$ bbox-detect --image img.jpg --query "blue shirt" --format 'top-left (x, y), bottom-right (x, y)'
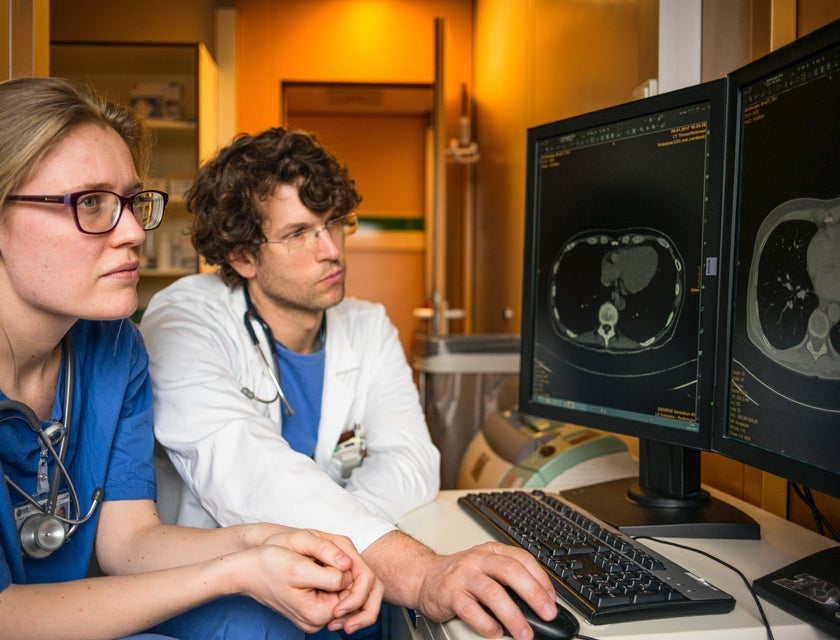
top-left (275, 340), bottom-right (325, 458)
top-left (1, 320), bottom-right (157, 589)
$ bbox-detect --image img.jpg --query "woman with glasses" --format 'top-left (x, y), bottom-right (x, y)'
top-left (0, 77), bottom-right (381, 640)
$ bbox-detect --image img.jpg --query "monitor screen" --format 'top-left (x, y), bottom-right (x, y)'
top-left (714, 20), bottom-right (840, 502)
top-left (518, 80), bottom-right (759, 538)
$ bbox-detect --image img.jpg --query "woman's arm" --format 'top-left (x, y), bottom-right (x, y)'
top-left (0, 500), bottom-right (382, 640)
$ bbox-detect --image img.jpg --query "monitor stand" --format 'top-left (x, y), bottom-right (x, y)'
top-left (560, 440), bottom-right (760, 539)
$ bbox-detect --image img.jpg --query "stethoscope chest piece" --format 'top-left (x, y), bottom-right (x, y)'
top-left (19, 513), bottom-right (67, 558)
top-left (2, 334), bottom-right (104, 559)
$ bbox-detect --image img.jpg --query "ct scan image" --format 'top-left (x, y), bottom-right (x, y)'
top-left (747, 196), bottom-right (840, 381)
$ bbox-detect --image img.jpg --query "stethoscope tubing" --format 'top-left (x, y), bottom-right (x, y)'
top-left (242, 287), bottom-right (295, 416)
top-left (1, 335), bottom-right (103, 532)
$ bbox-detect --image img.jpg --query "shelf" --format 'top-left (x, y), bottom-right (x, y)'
top-left (146, 119), bottom-right (197, 130)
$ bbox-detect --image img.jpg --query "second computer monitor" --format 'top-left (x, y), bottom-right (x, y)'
top-left (715, 19), bottom-right (840, 505)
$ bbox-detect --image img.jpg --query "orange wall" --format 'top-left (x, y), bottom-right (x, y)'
top-left (472, 0), bottom-right (654, 334)
top-left (236, 0), bottom-right (475, 349)
top-left (236, 0), bottom-right (473, 138)
top-left (292, 113), bottom-right (428, 219)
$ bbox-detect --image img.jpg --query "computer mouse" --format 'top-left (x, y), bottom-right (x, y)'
top-left (491, 586), bottom-right (580, 640)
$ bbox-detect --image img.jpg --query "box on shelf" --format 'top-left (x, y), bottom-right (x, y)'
top-left (129, 82), bottom-right (183, 120)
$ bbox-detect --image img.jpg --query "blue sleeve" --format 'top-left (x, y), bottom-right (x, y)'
top-left (0, 472), bottom-right (17, 590)
top-left (102, 323), bottom-right (157, 502)
top-left (71, 320), bottom-right (157, 505)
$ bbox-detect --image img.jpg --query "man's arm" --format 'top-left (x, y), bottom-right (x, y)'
top-left (361, 530), bottom-right (557, 640)
top-left (331, 301), bottom-right (440, 522)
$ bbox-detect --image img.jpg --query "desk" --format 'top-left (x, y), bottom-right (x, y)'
top-left (395, 489), bottom-right (836, 640)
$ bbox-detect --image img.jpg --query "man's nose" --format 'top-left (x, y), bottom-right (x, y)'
top-left (313, 226), bottom-right (341, 258)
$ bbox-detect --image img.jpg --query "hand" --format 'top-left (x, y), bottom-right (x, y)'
top-left (261, 528), bottom-right (384, 634)
top-left (415, 542), bottom-right (557, 640)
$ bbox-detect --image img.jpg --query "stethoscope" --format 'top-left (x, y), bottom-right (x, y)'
top-left (1, 334), bottom-right (103, 559)
top-left (240, 287), bottom-right (295, 416)
top-left (240, 288), bottom-right (367, 476)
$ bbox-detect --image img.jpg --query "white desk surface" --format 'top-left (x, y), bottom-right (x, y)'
top-left (396, 488), bottom-right (837, 640)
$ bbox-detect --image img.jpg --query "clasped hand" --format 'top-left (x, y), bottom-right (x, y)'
top-left (254, 528), bottom-right (384, 634)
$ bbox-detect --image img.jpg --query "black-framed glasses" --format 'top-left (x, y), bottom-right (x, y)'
top-left (6, 189), bottom-right (168, 234)
top-left (263, 212), bottom-right (359, 254)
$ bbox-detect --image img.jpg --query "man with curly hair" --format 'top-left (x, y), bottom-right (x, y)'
top-left (140, 127), bottom-right (557, 640)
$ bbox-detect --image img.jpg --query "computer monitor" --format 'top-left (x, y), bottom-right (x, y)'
top-left (713, 18), bottom-right (840, 633)
top-left (715, 16), bottom-right (840, 516)
top-left (518, 79), bottom-right (759, 539)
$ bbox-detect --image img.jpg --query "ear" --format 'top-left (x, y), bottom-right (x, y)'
top-left (227, 248), bottom-right (259, 280)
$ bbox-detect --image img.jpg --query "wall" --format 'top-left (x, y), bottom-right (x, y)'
top-left (236, 0), bottom-right (475, 354)
top-left (49, 0), bottom-right (216, 57)
top-left (470, 0), bottom-right (839, 333)
top-left (236, 1), bottom-right (471, 138)
top-left (472, 0), bottom-right (658, 335)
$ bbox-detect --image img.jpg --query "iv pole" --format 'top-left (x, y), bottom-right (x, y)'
top-left (416, 17), bottom-right (477, 337)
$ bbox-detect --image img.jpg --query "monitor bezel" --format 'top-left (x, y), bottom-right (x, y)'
top-left (712, 18), bottom-right (840, 502)
top-left (518, 79), bottom-right (728, 455)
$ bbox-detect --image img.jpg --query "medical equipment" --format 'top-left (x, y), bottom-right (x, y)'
top-left (240, 287), bottom-right (295, 416)
top-left (1, 335), bottom-right (104, 559)
top-left (458, 409), bottom-right (637, 491)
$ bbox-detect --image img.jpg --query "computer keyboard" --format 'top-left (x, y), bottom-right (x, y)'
top-left (458, 489), bottom-right (735, 624)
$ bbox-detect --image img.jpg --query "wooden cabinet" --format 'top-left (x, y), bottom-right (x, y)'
top-left (50, 41), bottom-right (218, 312)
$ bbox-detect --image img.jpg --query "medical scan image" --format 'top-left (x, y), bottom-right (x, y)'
top-left (746, 197), bottom-right (840, 380)
top-left (549, 229), bottom-right (684, 353)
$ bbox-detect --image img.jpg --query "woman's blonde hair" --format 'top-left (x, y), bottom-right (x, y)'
top-left (0, 76), bottom-right (152, 205)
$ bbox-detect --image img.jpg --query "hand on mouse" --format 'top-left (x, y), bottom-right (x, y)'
top-left (479, 585), bottom-right (559, 640)
top-left (486, 586), bottom-right (580, 640)
top-left (410, 541), bottom-right (557, 640)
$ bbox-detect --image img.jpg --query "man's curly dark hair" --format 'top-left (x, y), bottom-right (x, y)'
top-left (187, 127), bottom-right (362, 286)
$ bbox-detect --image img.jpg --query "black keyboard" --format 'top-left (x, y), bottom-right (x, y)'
top-left (459, 490), bottom-right (735, 624)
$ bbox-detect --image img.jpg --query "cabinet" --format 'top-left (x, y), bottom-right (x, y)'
top-left (49, 41), bottom-right (218, 312)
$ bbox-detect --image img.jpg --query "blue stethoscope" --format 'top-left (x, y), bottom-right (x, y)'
top-left (1, 334), bottom-right (103, 559)
top-left (241, 287), bottom-right (295, 416)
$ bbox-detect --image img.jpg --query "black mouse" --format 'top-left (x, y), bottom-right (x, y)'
top-left (489, 587), bottom-right (580, 640)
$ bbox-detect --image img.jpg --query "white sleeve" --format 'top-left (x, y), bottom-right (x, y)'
top-left (140, 285), bottom-right (396, 552)
top-left (336, 305), bottom-right (441, 522)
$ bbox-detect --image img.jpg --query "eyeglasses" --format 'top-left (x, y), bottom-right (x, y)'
top-left (6, 189), bottom-right (168, 234)
top-left (264, 212), bottom-right (358, 254)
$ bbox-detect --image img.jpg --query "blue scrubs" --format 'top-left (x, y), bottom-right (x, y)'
top-left (275, 338), bottom-right (325, 458)
top-left (0, 319), bottom-right (301, 639)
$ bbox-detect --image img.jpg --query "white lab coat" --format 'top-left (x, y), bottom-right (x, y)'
top-left (140, 273), bottom-right (440, 552)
